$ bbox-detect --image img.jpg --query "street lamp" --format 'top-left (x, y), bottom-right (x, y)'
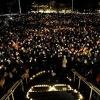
top-left (18, 0), bottom-right (22, 14)
top-left (72, 0), bottom-right (74, 11)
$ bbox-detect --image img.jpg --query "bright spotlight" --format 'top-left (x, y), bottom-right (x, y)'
top-left (48, 86), bottom-right (57, 91)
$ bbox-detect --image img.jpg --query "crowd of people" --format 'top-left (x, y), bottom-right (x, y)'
top-left (0, 12), bottom-right (100, 98)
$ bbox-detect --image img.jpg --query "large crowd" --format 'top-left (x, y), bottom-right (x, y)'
top-left (0, 13), bottom-right (100, 98)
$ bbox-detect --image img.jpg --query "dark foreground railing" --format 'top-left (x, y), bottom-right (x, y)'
top-left (0, 79), bottom-right (24, 100)
top-left (0, 70), bottom-right (46, 100)
top-left (72, 69), bottom-right (100, 100)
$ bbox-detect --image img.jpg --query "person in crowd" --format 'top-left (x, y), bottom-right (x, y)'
top-left (0, 76), bottom-right (5, 98)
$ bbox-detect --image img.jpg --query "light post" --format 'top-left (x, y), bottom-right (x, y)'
top-left (18, 0), bottom-right (22, 14)
top-left (49, 0), bottom-right (52, 10)
top-left (72, 0), bottom-right (74, 11)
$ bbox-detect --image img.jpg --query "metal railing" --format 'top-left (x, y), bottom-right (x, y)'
top-left (0, 70), bottom-right (46, 100)
top-left (72, 69), bottom-right (100, 100)
top-left (0, 79), bottom-right (24, 100)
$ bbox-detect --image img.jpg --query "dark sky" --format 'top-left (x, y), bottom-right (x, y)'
top-left (0, 0), bottom-right (99, 13)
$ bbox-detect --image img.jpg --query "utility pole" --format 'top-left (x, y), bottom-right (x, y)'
top-left (18, 0), bottom-right (22, 14)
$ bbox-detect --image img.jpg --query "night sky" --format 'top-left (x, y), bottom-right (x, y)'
top-left (0, 0), bottom-right (99, 13)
